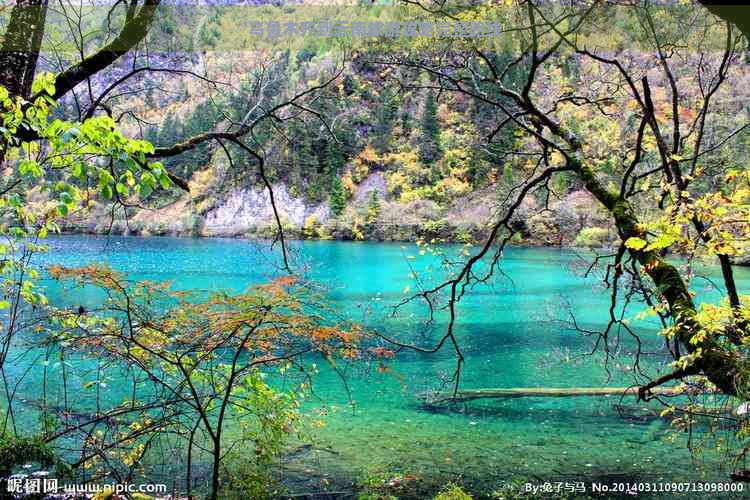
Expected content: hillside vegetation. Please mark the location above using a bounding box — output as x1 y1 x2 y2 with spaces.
52 44 619 248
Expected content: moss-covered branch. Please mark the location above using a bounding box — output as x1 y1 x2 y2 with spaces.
572 156 739 395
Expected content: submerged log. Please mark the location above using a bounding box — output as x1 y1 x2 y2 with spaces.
418 386 700 406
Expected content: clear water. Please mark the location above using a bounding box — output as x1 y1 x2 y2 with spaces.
10 235 750 497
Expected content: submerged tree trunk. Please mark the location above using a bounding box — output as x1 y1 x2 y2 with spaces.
210 435 221 500
420 386 703 406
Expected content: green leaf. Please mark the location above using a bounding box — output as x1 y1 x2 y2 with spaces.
135 183 152 198
19 159 43 178
61 127 79 143
59 192 73 205
624 237 647 251
98 169 114 186
124 170 136 187
159 174 172 190
143 171 157 187
71 162 85 179
645 234 677 251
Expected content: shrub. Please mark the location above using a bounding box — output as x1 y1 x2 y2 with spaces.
527 211 560 245
430 176 471 203
303 214 319 238
0 435 66 478
434 483 472 500
386 171 410 198
421 218 451 240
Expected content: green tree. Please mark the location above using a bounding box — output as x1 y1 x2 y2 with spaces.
324 139 346 182
419 90 441 165
329 177 347 216
159 112 180 148
366 189 381 226
373 87 400 153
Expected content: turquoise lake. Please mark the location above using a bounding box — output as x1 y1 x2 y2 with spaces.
11 235 750 497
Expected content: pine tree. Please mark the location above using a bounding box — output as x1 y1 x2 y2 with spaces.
159 112 179 147
419 90 441 165
144 125 159 147
158 113 182 177
366 189 381 226
329 177 346 216
373 88 400 153
289 120 317 176
324 140 345 182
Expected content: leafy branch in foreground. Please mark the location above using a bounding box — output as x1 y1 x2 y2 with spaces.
0 72 176 440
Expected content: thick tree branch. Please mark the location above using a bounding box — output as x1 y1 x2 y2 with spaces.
43 0 161 101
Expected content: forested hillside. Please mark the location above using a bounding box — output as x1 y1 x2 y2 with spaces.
31 4 744 261
49 40 616 247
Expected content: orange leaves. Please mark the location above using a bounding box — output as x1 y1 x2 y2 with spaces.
310 326 339 342
688 171 750 258
370 346 396 359
257 274 297 291
52 265 367 370
642 259 660 274
356 144 380 166
48 263 123 289
707 240 739 256
273 275 298 288
309 326 362 359
257 274 299 299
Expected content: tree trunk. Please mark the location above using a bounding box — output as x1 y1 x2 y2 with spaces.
210 436 221 500
0 0 48 98
420 386 703 406
574 157 739 395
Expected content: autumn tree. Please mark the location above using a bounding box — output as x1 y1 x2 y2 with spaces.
46 266 362 499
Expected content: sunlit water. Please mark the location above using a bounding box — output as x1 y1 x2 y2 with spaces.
8 235 750 498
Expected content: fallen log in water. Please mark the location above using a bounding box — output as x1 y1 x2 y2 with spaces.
418 386 700 407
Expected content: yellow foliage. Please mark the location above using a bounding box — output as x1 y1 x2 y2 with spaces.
357 144 380 165
341 170 357 197
303 214 319 238
433 176 471 201
386 171 411 197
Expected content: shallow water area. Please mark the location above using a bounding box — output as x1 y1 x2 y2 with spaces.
11 235 750 497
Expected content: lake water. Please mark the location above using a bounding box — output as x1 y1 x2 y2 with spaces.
11 235 750 497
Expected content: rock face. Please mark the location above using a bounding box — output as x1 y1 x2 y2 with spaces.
59 174 614 245
201 184 329 236
354 173 388 203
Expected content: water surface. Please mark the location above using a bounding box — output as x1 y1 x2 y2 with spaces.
14 236 750 496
